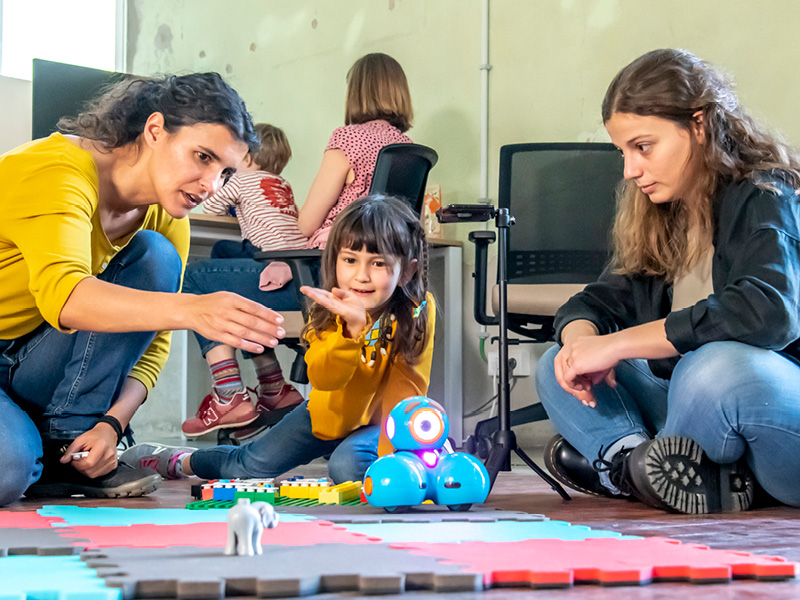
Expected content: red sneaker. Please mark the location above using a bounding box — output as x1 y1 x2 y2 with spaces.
181 389 259 438
232 385 304 441
256 383 304 412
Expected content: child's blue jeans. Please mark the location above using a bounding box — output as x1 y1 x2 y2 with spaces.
536 341 800 506
181 258 304 358
189 400 379 484
0 231 182 505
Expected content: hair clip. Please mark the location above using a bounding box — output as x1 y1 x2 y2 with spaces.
413 300 427 319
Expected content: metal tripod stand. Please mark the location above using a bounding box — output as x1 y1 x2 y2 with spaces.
437 204 570 498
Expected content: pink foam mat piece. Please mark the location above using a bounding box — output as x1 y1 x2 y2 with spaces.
392 537 799 587
59 520 382 550
0 510 66 529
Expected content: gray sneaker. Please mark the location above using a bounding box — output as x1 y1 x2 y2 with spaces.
26 461 161 499
120 443 195 480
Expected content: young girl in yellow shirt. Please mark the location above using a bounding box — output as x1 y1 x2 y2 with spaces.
124 195 435 483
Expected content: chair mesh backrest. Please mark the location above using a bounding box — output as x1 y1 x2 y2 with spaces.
499 143 623 284
368 143 438 215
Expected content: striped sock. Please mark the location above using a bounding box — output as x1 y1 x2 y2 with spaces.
209 358 244 404
252 351 285 397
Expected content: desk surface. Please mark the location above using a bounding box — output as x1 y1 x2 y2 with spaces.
188 213 462 248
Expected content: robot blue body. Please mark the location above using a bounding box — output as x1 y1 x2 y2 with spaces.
364 396 490 512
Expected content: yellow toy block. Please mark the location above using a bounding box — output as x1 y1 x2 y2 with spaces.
318 481 362 504
279 477 330 499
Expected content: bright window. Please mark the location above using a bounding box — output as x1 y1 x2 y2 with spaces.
0 0 123 80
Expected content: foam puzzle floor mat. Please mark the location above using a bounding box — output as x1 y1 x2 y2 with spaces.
0 554 120 600
0 504 796 599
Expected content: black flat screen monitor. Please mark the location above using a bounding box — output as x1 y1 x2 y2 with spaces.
32 59 126 141
498 142 624 284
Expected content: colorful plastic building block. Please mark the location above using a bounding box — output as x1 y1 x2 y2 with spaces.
319 481 363 504
279 476 331 499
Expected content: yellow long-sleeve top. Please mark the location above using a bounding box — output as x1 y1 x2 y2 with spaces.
0 133 190 389
305 293 436 456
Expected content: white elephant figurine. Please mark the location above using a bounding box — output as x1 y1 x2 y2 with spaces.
225 498 279 556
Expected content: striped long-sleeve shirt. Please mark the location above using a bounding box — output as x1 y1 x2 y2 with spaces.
202 171 308 250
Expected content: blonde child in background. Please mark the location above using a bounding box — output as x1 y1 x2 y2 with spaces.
203 123 307 258
123 195 435 484
298 53 414 248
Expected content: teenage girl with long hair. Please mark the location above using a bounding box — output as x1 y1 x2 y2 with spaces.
537 48 800 514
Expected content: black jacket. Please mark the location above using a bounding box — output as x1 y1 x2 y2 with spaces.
554 178 800 378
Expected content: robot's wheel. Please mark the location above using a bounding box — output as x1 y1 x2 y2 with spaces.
383 506 410 514
447 503 472 512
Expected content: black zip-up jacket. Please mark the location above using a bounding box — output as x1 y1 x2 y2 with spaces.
554 178 800 379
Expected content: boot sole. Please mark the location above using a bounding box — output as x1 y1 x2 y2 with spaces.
631 436 754 514
26 474 162 499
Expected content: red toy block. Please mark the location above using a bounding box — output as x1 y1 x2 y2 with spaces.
392 537 798 587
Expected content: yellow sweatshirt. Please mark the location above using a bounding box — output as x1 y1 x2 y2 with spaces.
0 133 190 389
305 292 436 456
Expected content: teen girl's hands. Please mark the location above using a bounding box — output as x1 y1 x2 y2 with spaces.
183 292 286 354
555 320 619 408
555 319 678 407
300 286 367 338
60 423 119 478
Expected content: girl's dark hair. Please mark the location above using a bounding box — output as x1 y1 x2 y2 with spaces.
304 195 430 365
58 72 260 152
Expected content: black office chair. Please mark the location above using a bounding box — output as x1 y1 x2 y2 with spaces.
368 143 438 213
252 142 439 384
465 143 623 458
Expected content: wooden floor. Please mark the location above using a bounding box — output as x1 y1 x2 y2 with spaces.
12 451 800 600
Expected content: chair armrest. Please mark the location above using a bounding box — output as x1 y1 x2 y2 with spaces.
468 230 498 326
253 249 323 309
253 250 322 290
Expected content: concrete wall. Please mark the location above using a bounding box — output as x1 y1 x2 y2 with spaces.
0 75 32 153
126 0 800 448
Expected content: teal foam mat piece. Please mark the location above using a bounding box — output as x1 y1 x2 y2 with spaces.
0 555 120 599
340 519 641 543
38 505 313 527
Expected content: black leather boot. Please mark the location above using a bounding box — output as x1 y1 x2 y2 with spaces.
543 435 619 498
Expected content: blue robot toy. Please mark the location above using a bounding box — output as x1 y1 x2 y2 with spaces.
363 396 490 512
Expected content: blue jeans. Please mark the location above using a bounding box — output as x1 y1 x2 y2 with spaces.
181 258 302 357
210 239 260 259
0 231 181 505
189 400 379 484
536 341 800 506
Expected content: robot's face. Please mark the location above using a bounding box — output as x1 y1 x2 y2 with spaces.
409 407 444 444
386 396 449 450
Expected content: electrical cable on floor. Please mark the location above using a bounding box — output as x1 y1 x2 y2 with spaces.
464 375 518 418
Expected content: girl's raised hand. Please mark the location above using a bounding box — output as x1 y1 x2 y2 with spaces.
301 286 367 338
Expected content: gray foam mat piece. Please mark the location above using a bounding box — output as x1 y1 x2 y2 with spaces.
274 503 546 523
0 527 88 556
84 543 481 598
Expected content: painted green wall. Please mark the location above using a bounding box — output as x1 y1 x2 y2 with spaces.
127 0 800 446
